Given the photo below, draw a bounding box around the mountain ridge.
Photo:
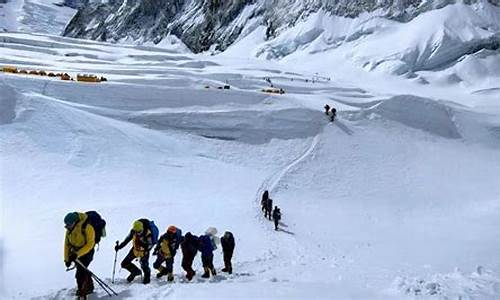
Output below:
[63,0,500,53]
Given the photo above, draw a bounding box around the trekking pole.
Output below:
[75,259,116,297]
[89,268,118,297]
[75,259,119,297]
[112,241,118,284]
[74,259,114,297]
[91,273,117,297]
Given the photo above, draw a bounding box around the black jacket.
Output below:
[221,232,235,252]
[272,209,281,221]
[267,199,273,210]
[181,232,199,258]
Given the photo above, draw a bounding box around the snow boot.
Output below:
[77,276,94,297]
[210,268,217,276]
[167,272,174,282]
[126,268,142,283]
[143,269,151,284]
[75,287,90,299]
[156,267,168,279]
[221,267,228,272]
[201,267,210,278]
[186,270,195,281]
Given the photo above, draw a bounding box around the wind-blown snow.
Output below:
[1,30,500,300]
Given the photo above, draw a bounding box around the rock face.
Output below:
[61,0,89,9]
[63,0,500,53]
[64,0,256,50]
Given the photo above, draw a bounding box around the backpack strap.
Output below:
[80,217,101,251]
[81,218,89,240]
[79,218,100,250]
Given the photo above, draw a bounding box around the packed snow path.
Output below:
[1,33,500,299]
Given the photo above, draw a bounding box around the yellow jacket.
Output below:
[132,229,152,258]
[64,212,96,262]
[158,238,172,258]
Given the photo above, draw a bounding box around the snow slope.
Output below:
[1,32,500,299]
[222,1,500,97]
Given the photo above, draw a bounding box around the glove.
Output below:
[65,260,71,268]
[115,244,121,252]
[68,252,77,263]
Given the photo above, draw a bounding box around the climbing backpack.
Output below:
[84,211,107,244]
[222,232,235,250]
[149,221,160,245]
[199,234,214,253]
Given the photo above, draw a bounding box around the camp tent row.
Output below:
[2,66,107,82]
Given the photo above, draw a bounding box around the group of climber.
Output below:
[63,211,235,298]
[324,104,337,122]
[260,190,282,231]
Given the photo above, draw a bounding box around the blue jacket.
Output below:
[198,234,214,256]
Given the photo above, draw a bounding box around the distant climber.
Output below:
[261,190,269,213]
[63,212,97,297]
[181,232,199,281]
[330,107,337,122]
[198,227,219,278]
[115,219,157,284]
[324,104,330,115]
[153,225,182,282]
[272,206,282,231]
[220,231,235,274]
[266,198,273,220]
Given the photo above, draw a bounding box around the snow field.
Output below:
[1,32,500,299]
